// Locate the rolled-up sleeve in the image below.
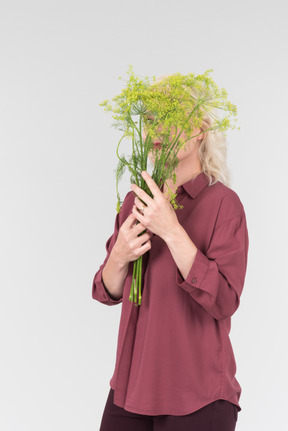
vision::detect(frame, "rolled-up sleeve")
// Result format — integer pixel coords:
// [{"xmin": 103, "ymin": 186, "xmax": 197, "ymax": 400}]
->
[
  {"xmin": 92, "ymin": 209, "xmax": 123, "ymax": 306},
  {"xmin": 176, "ymin": 214, "xmax": 249, "ymax": 320}
]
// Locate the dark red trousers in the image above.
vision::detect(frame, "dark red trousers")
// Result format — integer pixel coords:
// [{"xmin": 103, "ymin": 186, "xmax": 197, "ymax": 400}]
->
[{"xmin": 99, "ymin": 388, "xmax": 238, "ymax": 431}]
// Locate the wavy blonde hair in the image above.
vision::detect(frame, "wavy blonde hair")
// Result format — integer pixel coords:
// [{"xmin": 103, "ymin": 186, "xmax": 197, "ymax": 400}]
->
[{"xmin": 152, "ymin": 74, "xmax": 232, "ymax": 187}]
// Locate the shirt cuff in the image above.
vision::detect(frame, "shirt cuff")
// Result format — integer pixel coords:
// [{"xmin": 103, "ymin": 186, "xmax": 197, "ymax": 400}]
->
[
  {"xmin": 175, "ymin": 248, "xmax": 218, "ymax": 299},
  {"xmin": 93, "ymin": 266, "xmax": 123, "ymax": 305}
]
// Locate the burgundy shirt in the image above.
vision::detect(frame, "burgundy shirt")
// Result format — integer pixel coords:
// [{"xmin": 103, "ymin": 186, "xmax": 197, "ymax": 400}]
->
[{"xmin": 92, "ymin": 172, "xmax": 249, "ymax": 416}]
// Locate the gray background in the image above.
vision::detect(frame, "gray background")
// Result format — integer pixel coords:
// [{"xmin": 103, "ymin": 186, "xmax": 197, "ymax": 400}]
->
[{"xmin": 1, "ymin": 0, "xmax": 287, "ymax": 429}]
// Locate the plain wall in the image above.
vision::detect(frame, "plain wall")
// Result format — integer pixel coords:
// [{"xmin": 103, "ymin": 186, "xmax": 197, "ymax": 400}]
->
[{"xmin": 1, "ymin": 0, "xmax": 287, "ymax": 429}]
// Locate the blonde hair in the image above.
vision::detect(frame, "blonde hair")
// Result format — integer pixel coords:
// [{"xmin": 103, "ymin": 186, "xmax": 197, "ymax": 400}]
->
[{"xmin": 152, "ymin": 74, "xmax": 232, "ymax": 188}]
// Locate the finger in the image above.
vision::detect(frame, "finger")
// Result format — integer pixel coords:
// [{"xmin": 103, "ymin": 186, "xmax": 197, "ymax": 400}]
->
[
  {"xmin": 134, "ymin": 196, "xmax": 147, "ymax": 214},
  {"xmin": 132, "ymin": 204, "xmax": 145, "ymax": 224},
  {"xmin": 128, "ymin": 215, "xmax": 147, "ymax": 232},
  {"xmin": 136, "ymin": 229, "xmax": 152, "ymax": 241},
  {"xmin": 141, "ymin": 171, "xmax": 162, "ymax": 199},
  {"xmin": 133, "ymin": 222, "xmax": 148, "ymax": 234},
  {"xmin": 124, "ymin": 212, "xmax": 138, "ymax": 228},
  {"xmin": 136, "ymin": 231, "xmax": 151, "ymax": 244},
  {"xmin": 136, "ymin": 239, "xmax": 151, "ymax": 254},
  {"xmin": 141, "ymin": 239, "xmax": 151, "ymax": 251},
  {"xmin": 131, "ymin": 184, "xmax": 154, "ymax": 206}
]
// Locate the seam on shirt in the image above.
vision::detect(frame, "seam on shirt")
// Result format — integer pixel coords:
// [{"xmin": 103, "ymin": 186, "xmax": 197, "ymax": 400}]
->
[
  {"xmin": 219, "ymin": 319, "xmax": 225, "ymax": 399},
  {"xmin": 214, "ymin": 214, "xmax": 243, "ymax": 233},
  {"xmin": 198, "ymin": 253, "xmax": 213, "ymax": 294},
  {"xmin": 206, "ymin": 195, "xmax": 225, "ymax": 251}
]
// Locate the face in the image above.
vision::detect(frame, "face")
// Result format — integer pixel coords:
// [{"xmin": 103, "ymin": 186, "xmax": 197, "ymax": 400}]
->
[{"xmin": 142, "ymin": 115, "xmax": 203, "ymax": 165}]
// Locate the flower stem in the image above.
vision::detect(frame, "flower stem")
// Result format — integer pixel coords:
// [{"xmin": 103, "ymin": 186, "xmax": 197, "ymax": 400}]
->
[{"xmin": 129, "ymin": 255, "xmax": 143, "ymax": 306}]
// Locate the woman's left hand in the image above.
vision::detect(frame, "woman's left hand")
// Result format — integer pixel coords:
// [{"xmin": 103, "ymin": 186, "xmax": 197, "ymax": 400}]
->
[{"xmin": 131, "ymin": 171, "xmax": 180, "ymax": 241}]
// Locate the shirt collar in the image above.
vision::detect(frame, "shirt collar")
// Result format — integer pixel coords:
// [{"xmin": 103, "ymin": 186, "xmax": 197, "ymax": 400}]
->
[{"xmin": 180, "ymin": 172, "xmax": 211, "ymax": 198}]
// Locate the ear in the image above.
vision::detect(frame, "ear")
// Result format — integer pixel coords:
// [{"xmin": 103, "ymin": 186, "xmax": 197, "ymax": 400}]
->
[{"xmin": 197, "ymin": 128, "xmax": 204, "ymax": 141}]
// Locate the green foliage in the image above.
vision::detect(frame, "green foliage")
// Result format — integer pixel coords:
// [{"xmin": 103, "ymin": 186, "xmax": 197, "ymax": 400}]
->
[
  {"xmin": 115, "ymin": 155, "xmax": 127, "ymax": 181},
  {"xmin": 99, "ymin": 65, "xmax": 238, "ymax": 211}
]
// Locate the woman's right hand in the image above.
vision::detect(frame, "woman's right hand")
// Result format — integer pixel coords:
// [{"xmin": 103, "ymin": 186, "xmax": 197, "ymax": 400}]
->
[{"xmin": 112, "ymin": 212, "xmax": 153, "ymax": 266}]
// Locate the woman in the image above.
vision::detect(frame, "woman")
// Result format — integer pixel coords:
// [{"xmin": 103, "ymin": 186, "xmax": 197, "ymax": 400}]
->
[{"xmin": 92, "ymin": 78, "xmax": 249, "ymax": 431}]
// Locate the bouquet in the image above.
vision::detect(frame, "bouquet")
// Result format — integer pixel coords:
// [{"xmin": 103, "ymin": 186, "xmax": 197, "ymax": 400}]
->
[{"xmin": 99, "ymin": 65, "xmax": 238, "ymax": 305}]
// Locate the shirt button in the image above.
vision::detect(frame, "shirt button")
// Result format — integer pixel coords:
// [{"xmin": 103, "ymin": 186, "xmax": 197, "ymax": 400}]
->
[{"xmin": 191, "ymin": 277, "xmax": 197, "ymax": 284}]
